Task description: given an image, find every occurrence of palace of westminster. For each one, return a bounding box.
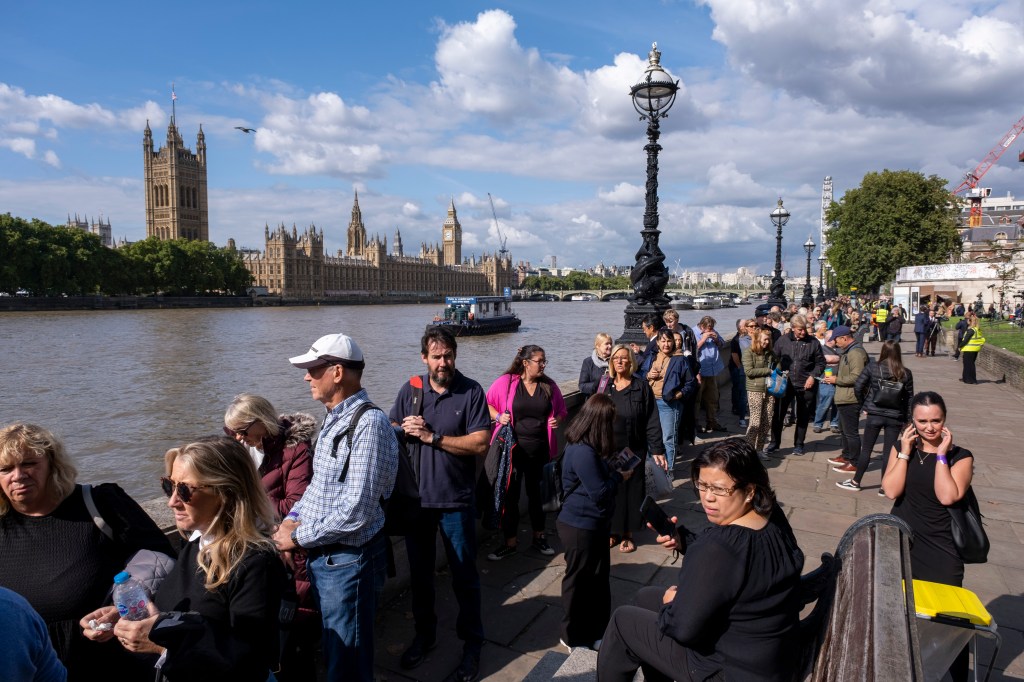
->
[79,118,514,299]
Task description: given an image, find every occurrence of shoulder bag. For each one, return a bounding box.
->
[765,360,788,398]
[948,486,989,564]
[872,370,905,410]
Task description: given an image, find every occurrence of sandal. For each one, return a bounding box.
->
[609,535,620,549]
[619,538,636,553]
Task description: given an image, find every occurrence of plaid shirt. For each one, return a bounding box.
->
[291,389,398,548]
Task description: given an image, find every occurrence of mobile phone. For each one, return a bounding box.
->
[612,447,642,472]
[640,495,676,538]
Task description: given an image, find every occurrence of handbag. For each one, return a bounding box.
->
[645,456,673,499]
[948,486,989,564]
[872,378,904,410]
[765,361,788,398]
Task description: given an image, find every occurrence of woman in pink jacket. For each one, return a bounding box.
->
[485,345,568,560]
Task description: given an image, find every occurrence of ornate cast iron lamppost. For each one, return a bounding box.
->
[766,198,790,310]
[802,235,816,308]
[816,253,826,304]
[618,42,679,344]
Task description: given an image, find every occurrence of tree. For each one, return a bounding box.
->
[824,170,961,294]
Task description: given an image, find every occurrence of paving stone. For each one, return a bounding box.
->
[778,490,858,516]
[788,507,859,539]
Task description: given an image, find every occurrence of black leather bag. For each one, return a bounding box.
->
[872,378,904,409]
[948,487,989,564]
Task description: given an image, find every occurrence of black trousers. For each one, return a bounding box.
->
[501,444,547,540]
[558,520,611,647]
[925,334,938,355]
[770,385,816,449]
[854,414,902,485]
[962,351,978,384]
[597,586,696,682]
[836,403,861,462]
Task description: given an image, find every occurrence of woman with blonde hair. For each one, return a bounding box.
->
[0,423,172,680]
[601,344,664,553]
[742,328,777,459]
[81,437,287,681]
[579,332,613,397]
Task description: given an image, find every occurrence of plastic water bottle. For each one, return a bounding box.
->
[112,571,151,621]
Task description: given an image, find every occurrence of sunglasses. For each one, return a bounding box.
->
[223,420,257,438]
[160,476,212,504]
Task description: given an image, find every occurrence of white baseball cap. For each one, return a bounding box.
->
[289,333,365,369]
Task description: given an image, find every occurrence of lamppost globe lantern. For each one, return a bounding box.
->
[766,198,790,310]
[816,253,826,304]
[618,42,680,345]
[801,235,816,308]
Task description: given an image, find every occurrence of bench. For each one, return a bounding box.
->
[796,513,924,681]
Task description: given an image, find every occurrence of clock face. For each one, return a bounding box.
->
[445,229,453,240]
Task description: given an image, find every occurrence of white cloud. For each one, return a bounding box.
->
[1,137,36,158]
[598,182,644,205]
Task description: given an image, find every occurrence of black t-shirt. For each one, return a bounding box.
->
[512,381,551,453]
[728,333,743,370]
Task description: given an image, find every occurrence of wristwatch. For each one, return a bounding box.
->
[290,529,301,548]
[431,432,443,447]
[897,452,911,461]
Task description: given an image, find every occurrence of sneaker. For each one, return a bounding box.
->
[830,426,841,434]
[812,425,824,433]
[453,646,481,682]
[738,418,748,428]
[764,442,779,454]
[878,489,887,497]
[836,479,861,491]
[826,455,848,466]
[832,463,856,473]
[400,635,437,669]
[487,544,517,561]
[532,537,555,556]
[792,447,805,456]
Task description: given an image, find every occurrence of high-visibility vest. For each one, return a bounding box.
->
[875,307,889,323]
[963,328,986,352]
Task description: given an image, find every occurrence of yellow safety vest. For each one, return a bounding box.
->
[963,328,986,352]
[875,307,889,323]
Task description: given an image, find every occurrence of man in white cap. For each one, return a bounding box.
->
[272,333,398,682]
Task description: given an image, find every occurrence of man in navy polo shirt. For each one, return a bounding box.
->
[391,327,490,682]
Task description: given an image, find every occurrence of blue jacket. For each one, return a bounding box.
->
[913,311,928,334]
[642,353,698,404]
[558,443,621,531]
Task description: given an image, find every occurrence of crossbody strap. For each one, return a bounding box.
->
[81,483,115,541]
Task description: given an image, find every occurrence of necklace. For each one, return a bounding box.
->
[916,449,933,465]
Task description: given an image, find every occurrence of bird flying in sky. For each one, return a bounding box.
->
[234,126,256,133]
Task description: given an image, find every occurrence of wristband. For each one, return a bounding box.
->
[936,454,949,466]
[897,452,911,461]
[285,511,300,522]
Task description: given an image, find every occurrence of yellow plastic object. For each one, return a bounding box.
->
[910,579,992,626]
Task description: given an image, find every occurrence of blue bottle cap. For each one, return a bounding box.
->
[113,571,131,584]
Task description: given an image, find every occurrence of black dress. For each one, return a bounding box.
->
[891,445,973,586]
[605,376,663,537]
[0,484,173,681]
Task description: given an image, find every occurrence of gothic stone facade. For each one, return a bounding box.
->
[236,195,512,299]
[143,119,209,241]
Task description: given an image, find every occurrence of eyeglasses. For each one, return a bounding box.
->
[161,477,212,504]
[223,420,257,438]
[694,480,738,496]
[526,358,547,366]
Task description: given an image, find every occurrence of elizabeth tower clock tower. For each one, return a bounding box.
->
[442,198,462,266]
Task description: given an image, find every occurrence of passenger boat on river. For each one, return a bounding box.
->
[426,295,522,336]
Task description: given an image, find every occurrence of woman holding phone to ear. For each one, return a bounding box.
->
[881,391,973,682]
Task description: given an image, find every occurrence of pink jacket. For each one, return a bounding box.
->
[486,373,568,460]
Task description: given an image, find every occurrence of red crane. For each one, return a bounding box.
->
[951,113,1024,227]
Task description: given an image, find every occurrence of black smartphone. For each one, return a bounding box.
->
[640,495,676,538]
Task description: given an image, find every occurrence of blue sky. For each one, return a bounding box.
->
[4,1,1024,275]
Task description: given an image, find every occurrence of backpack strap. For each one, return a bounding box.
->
[82,483,115,541]
[331,402,380,482]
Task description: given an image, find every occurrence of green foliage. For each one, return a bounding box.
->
[0,214,252,296]
[520,273,630,292]
[824,170,961,293]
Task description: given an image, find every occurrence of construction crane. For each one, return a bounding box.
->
[487,192,509,258]
[951,113,1024,227]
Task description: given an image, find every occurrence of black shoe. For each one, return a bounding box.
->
[400,635,437,669]
[764,442,779,454]
[452,646,481,682]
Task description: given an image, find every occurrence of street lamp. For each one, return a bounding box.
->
[816,253,826,304]
[802,235,816,308]
[618,42,679,344]
[767,198,790,309]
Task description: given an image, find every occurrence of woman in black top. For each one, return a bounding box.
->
[0,423,173,681]
[603,344,664,553]
[836,340,914,492]
[597,438,804,682]
[881,391,974,681]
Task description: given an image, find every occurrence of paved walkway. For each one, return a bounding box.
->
[372,344,1024,681]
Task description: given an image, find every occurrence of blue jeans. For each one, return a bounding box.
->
[730,366,748,417]
[307,532,388,682]
[656,398,681,473]
[405,508,484,648]
[813,381,839,428]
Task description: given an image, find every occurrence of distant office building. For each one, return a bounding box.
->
[234,196,512,300]
[65,214,112,248]
[142,118,208,241]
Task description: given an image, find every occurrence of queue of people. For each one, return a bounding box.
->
[0,305,987,682]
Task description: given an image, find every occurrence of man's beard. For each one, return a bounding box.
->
[431,368,452,387]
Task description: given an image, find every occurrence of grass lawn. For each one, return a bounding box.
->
[946,317,1024,356]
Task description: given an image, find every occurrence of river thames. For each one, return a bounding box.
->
[0,301,751,498]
